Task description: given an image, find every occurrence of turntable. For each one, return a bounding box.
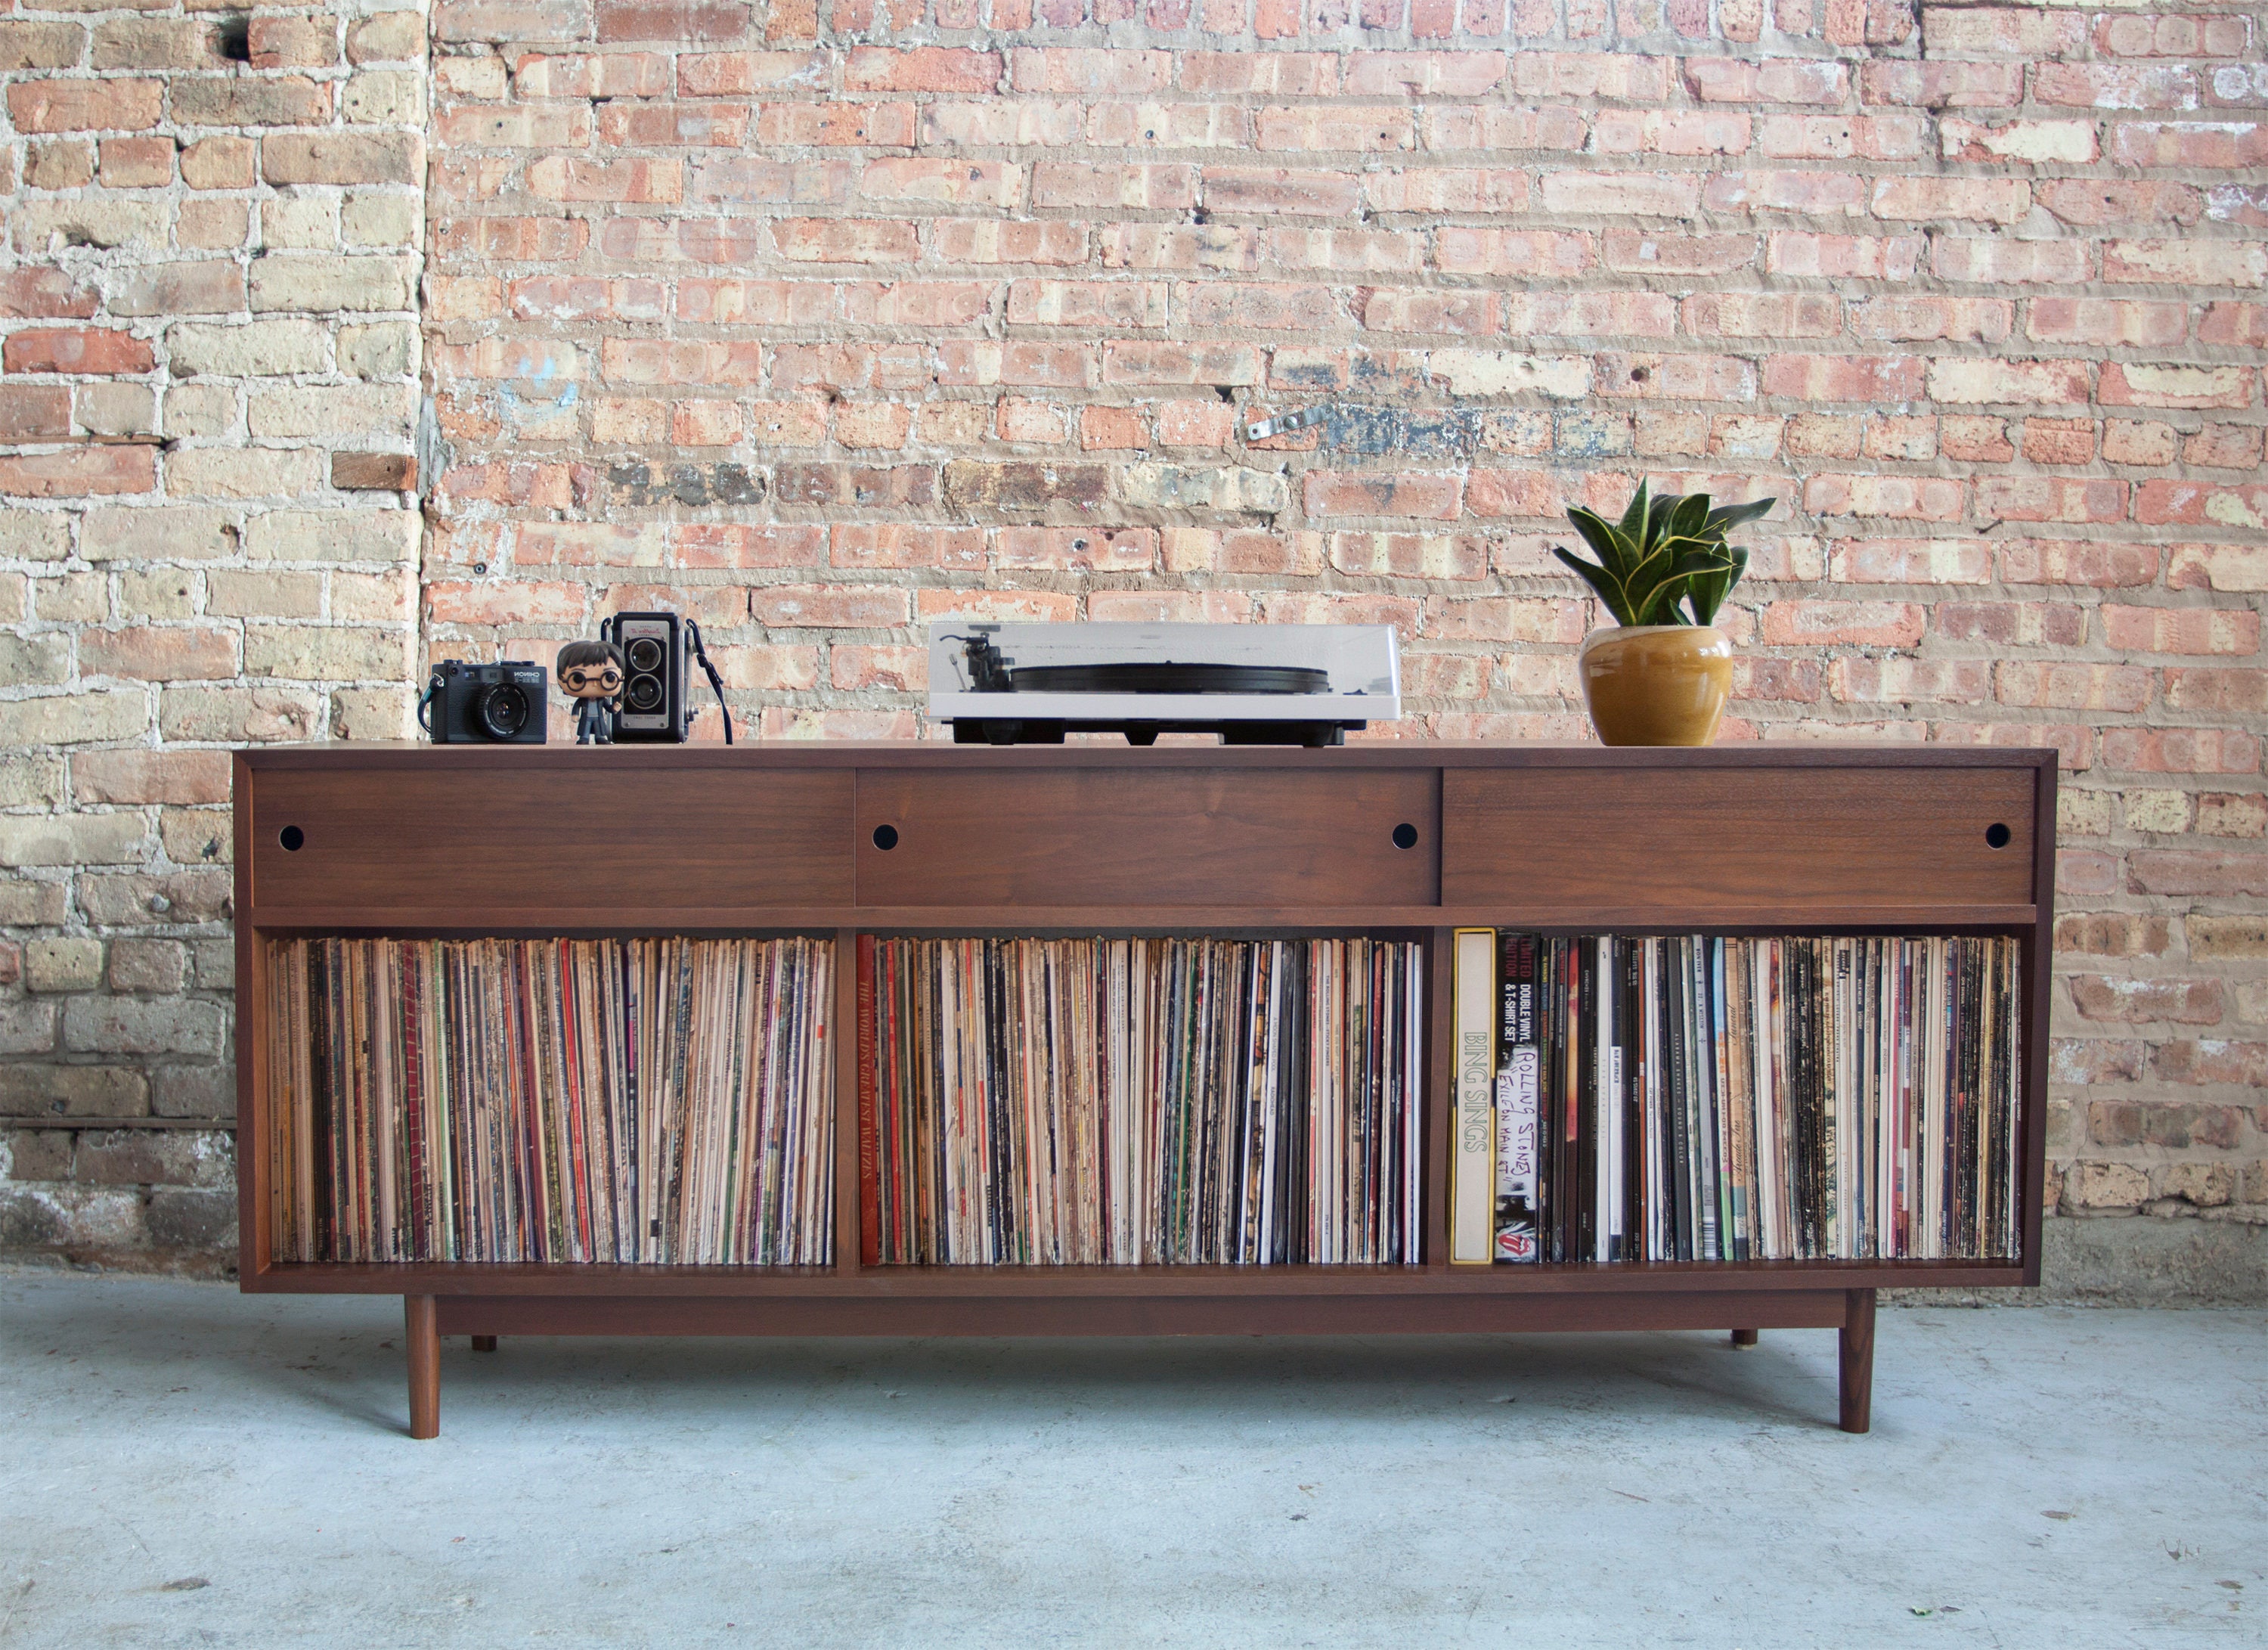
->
[926,622,1401,746]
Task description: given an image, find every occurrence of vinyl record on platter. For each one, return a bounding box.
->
[1005,662,1333,695]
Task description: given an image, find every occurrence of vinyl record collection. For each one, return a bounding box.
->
[268,937,835,1265]
[859,935,1424,1266]
[1452,933,2022,1266]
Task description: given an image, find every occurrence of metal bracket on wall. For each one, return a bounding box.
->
[1241,405,1331,442]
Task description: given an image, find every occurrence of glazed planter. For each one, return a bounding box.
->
[1579,625,1733,747]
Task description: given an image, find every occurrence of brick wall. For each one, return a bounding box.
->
[0,0,424,1266]
[5,0,2265,1294]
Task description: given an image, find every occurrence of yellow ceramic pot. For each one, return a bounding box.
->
[1579,624,1733,746]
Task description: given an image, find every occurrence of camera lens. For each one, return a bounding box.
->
[624,675,663,712]
[626,637,665,674]
[476,681,531,739]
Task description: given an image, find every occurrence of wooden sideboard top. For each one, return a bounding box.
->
[237,740,2057,771]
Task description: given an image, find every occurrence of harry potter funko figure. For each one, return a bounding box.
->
[555,639,625,745]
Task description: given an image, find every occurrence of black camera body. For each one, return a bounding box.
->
[602,611,687,743]
[426,660,549,744]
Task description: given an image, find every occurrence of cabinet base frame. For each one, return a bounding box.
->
[403,1288,1876,1438]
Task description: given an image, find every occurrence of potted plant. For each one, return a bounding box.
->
[1554,482,1776,746]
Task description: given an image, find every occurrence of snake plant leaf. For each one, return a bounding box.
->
[1566,506,1640,578]
[1667,492,1712,544]
[1554,544,1641,627]
[1703,497,1777,537]
[1684,546,1749,625]
[1617,478,1652,542]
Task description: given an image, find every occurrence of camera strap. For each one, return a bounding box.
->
[416,680,436,734]
[685,619,733,745]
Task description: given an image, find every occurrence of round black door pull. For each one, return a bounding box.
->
[279,826,305,851]
[872,824,899,851]
[1392,823,1419,851]
[1984,823,2011,849]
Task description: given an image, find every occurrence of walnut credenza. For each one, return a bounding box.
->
[234,743,2055,1438]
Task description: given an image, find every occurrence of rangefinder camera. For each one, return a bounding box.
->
[424,660,549,744]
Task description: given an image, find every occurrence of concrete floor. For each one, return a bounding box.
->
[1,1271,2260,1649]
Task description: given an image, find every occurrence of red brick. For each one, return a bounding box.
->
[1767,231,1922,280]
[754,103,912,146]
[1870,175,2030,225]
[1705,170,1870,216]
[0,446,156,497]
[1463,470,1562,519]
[2034,64,2198,110]
[1343,51,1508,95]
[1848,296,2011,343]
[845,46,1000,91]
[2037,179,2206,229]
[1594,353,1753,402]
[671,523,825,568]
[2095,13,2252,58]
[0,386,71,439]
[2019,418,2093,466]
[2050,1037,2146,1084]
[2168,667,2268,712]
[1603,230,1758,275]
[1434,228,1595,277]
[5,327,153,375]
[2103,731,2261,777]
[79,625,237,682]
[1684,293,1840,338]
[426,581,586,625]
[2151,1043,2268,1088]
[1511,51,1674,101]
[828,525,984,570]
[1304,470,1463,520]
[2109,121,2268,170]
[1976,477,2128,525]
[2186,423,2266,468]
[770,219,919,263]
[595,0,749,40]
[525,157,681,203]
[2136,482,2268,529]
[2068,975,2224,1025]
[1763,354,1926,402]
[1828,538,1991,585]
[1931,237,2093,284]
[1994,662,2153,713]
[8,79,161,132]
[2053,914,2173,959]
[595,103,748,147]
[0,269,100,320]
[2198,303,2268,346]
[1202,167,1362,217]
[751,585,911,628]
[1830,657,1989,704]
[2025,299,2190,349]
[2110,609,2262,657]
[1759,600,1926,647]
[1935,602,2088,648]
[1997,541,2159,588]
[995,526,1158,571]
[1078,405,1149,450]
[1010,48,1170,95]
[1858,61,2022,108]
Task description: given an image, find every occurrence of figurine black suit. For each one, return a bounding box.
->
[555,639,625,746]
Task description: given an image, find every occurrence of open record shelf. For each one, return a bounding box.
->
[236,742,2055,1435]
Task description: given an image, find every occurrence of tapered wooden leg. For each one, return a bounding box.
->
[470,1335,497,1353]
[1838,1288,1876,1434]
[406,1295,440,1441]
[1730,1328,1758,1348]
